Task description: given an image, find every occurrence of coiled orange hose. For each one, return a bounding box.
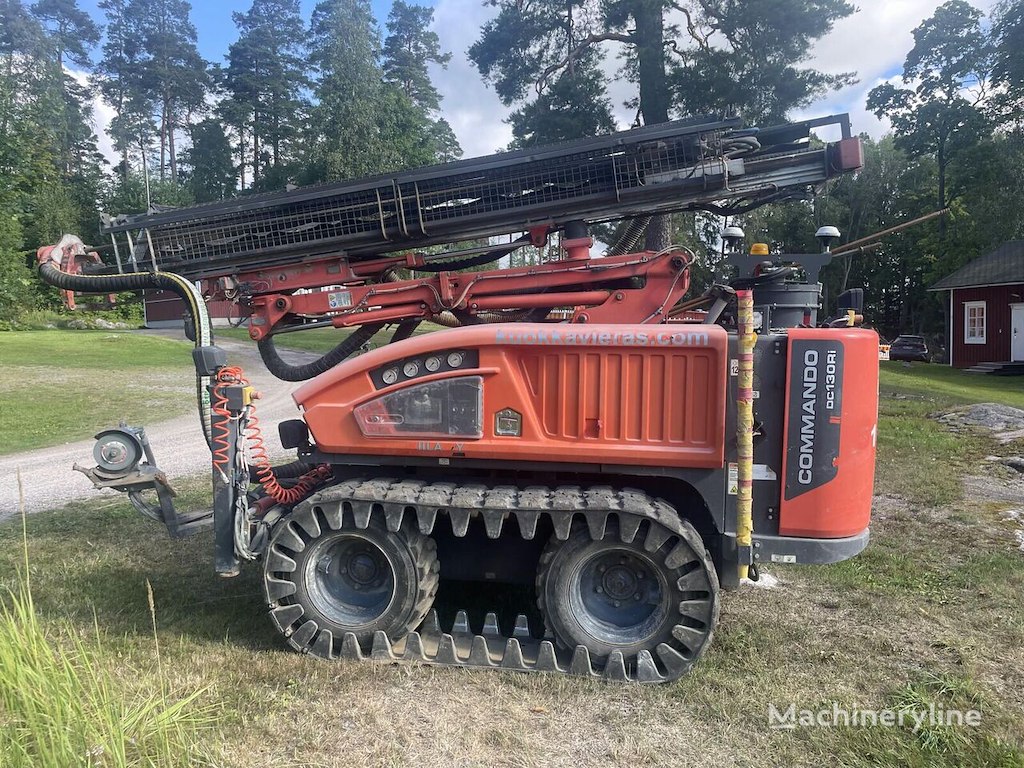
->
[212,366,331,505]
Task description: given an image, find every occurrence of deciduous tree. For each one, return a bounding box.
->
[867,0,992,230]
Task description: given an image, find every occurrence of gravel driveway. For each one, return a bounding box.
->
[0,329,321,518]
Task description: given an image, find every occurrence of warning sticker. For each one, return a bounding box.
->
[328,291,353,309]
[727,463,778,495]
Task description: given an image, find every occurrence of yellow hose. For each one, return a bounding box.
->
[735,289,756,580]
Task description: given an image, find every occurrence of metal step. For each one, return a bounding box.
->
[965,361,1024,375]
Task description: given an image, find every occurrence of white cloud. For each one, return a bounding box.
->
[83,0,1003,167]
[798,0,999,138]
[431,0,1003,155]
[69,68,119,165]
[430,0,512,156]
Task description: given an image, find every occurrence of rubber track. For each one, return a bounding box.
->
[264,480,721,684]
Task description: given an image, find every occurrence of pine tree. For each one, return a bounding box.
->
[0,0,96,318]
[470,0,854,246]
[382,0,449,112]
[31,0,99,69]
[992,0,1024,123]
[131,0,209,182]
[95,0,153,179]
[225,0,307,189]
[507,51,615,147]
[304,0,387,181]
[30,0,103,182]
[381,1,461,161]
[867,0,992,233]
[181,118,236,202]
[668,0,855,124]
[430,117,461,162]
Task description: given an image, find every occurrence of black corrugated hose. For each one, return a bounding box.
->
[38,258,215,441]
[37,255,312,479]
[256,322,384,382]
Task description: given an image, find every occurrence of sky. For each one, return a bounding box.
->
[76,0,1001,163]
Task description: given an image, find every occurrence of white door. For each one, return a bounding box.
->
[1012,304,1024,362]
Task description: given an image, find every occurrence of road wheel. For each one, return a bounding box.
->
[265,511,438,656]
[537,517,718,673]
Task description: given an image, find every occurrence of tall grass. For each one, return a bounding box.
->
[0,470,215,767]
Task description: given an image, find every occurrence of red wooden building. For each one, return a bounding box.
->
[143,290,237,328]
[929,241,1024,370]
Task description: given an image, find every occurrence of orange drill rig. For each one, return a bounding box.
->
[38,114,877,683]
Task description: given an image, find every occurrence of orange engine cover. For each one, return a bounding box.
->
[778,327,878,538]
[294,324,729,469]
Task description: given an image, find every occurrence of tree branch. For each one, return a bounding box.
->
[536,32,634,93]
[667,2,711,50]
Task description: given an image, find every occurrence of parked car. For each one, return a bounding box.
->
[888,335,930,362]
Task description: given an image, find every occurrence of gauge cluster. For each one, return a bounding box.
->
[370,349,479,390]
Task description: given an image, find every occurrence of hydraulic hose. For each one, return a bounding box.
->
[39,237,319,491]
[256,322,384,382]
[606,217,650,256]
[409,236,530,273]
[390,320,421,343]
[37,237,215,447]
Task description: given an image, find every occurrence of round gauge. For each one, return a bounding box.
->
[382,368,399,385]
[425,356,441,372]
[403,360,420,377]
[447,351,465,368]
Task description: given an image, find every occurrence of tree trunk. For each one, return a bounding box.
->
[1,53,13,144]
[159,101,167,182]
[253,112,261,184]
[168,104,177,182]
[239,125,248,189]
[937,138,947,240]
[633,1,672,251]
[273,107,281,169]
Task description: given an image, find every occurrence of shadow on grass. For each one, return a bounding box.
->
[0,497,280,653]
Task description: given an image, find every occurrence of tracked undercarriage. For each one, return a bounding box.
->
[265,481,719,683]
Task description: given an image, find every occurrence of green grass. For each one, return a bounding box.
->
[0,483,215,767]
[216,322,449,354]
[874,361,1022,506]
[803,671,1024,768]
[0,580,215,767]
[0,331,194,455]
[880,361,1024,411]
[1,344,1022,766]
[6,477,1024,767]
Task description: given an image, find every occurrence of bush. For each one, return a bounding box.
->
[0,213,64,325]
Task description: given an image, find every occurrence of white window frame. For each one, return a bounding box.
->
[964,301,987,345]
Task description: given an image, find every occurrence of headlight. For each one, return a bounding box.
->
[354,376,483,439]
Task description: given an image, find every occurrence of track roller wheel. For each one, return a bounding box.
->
[537,517,718,678]
[264,509,439,657]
